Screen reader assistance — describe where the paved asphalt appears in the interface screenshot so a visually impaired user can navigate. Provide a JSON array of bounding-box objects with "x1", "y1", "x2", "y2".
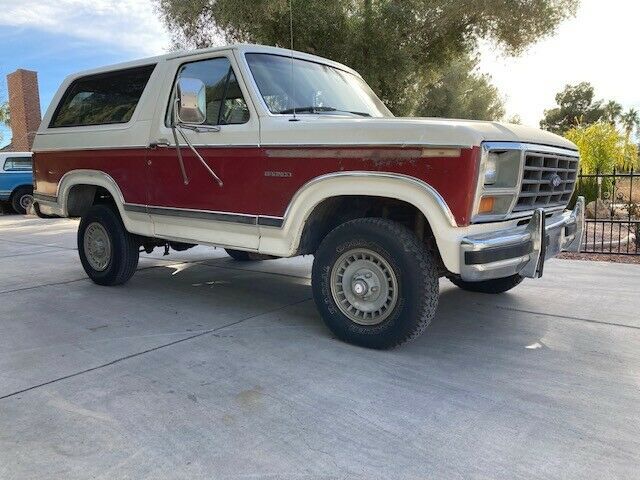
[{"x1": 0, "y1": 215, "x2": 638, "y2": 480}]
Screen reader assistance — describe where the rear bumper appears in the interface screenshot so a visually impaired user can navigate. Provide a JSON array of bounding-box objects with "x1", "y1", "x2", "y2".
[{"x1": 459, "y1": 196, "x2": 585, "y2": 281}]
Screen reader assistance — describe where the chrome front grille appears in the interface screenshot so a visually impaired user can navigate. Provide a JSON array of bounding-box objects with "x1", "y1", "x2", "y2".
[{"x1": 513, "y1": 151, "x2": 579, "y2": 213}]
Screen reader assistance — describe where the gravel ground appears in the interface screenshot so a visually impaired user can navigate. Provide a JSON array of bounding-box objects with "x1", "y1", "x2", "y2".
[
  {"x1": 558, "y1": 252, "x2": 640, "y2": 264},
  {"x1": 583, "y1": 220, "x2": 636, "y2": 245}
]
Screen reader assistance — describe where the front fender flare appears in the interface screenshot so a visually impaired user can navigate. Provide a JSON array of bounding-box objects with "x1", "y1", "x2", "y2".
[{"x1": 259, "y1": 171, "x2": 462, "y2": 271}]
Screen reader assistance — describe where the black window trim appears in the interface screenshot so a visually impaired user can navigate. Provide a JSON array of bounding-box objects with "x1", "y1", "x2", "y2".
[
  {"x1": 164, "y1": 55, "x2": 251, "y2": 128},
  {"x1": 49, "y1": 63, "x2": 157, "y2": 129}
]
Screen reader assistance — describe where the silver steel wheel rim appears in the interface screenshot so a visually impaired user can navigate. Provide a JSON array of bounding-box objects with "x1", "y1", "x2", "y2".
[
  {"x1": 84, "y1": 222, "x2": 111, "y2": 272},
  {"x1": 20, "y1": 194, "x2": 33, "y2": 211},
  {"x1": 330, "y1": 248, "x2": 398, "y2": 325}
]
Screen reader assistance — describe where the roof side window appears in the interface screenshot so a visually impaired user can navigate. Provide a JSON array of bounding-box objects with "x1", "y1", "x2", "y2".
[
  {"x1": 3, "y1": 157, "x2": 32, "y2": 171},
  {"x1": 167, "y1": 57, "x2": 249, "y2": 126},
  {"x1": 50, "y1": 65, "x2": 155, "y2": 128}
]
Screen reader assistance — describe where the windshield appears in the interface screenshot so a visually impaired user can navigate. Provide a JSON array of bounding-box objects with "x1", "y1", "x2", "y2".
[{"x1": 245, "y1": 53, "x2": 392, "y2": 118}]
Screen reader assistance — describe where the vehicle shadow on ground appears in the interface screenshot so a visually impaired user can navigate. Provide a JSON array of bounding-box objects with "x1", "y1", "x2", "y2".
[{"x1": 128, "y1": 260, "x2": 546, "y2": 356}]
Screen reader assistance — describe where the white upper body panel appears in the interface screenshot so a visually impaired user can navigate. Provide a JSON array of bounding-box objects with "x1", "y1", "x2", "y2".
[{"x1": 33, "y1": 43, "x2": 577, "y2": 152}]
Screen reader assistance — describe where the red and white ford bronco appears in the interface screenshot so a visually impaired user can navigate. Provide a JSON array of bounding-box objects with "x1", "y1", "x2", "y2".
[{"x1": 32, "y1": 44, "x2": 584, "y2": 348}]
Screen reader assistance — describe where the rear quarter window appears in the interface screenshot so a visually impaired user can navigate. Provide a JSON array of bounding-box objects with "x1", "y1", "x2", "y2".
[
  {"x1": 50, "y1": 65, "x2": 155, "y2": 128},
  {"x1": 3, "y1": 157, "x2": 32, "y2": 171}
]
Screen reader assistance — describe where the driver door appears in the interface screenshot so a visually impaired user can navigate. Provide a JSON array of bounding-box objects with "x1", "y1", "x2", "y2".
[{"x1": 146, "y1": 53, "x2": 262, "y2": 249}]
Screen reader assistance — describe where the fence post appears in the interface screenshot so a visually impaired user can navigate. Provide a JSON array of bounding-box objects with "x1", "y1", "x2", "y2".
[
  {"x1": 593, "y1": 169, "x2": 598, "y2": 250},
  {"x1": 610, "y1": 168, "x2": 615, "y2": 253},
  {"x1": 631, "y1": 168, "x2": 636, "y2": 254}
]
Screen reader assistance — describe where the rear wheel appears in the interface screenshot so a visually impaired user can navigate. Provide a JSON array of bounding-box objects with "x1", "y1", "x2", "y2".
[
  {"x1": 312, "y1": 218, "x2": 439, "y2": 349},
  {"x1": 225, "y1": 248, "x2": 276, "y2": 261},
  {"x1": 11, "y1": 186, "x2": 33, "y2": 214},
  {"x1": 78, "y1": 204, "x2": 139, "y2": 286},
  {"x1": 449, "y1": 274, "x2": 524, "y2": 294}
]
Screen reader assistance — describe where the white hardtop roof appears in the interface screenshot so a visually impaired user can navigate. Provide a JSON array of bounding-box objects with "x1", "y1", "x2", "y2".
[
  {"x1": 67, "y1": 43, "x2": 360, "y2": 80},
  {"x1": 0, "y1": 151, "x2": 32, "y2": 157}
]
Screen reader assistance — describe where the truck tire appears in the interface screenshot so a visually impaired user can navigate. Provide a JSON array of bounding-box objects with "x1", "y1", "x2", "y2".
[
  {"x1": 225, "y1": 249, "x2": 276, "y2": 261},
  {"x1": 312, "y1": 218, "x2": 439, "y2": 349},
  {"x1": 449, "y1": 274, "x2": 524, "y2": 294},
  {"x1": 78, "y1": 204, "x2": 139, "y2": 286},
  {"x1": 11, "y1": 186, "x2": 34, "y2": 214}
]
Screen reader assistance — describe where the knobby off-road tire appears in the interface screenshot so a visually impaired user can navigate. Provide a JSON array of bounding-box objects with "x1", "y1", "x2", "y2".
[
  {"x1": 225, "y1": 249, "x2": 277, "y2": 261},
  {"x1": 449, "y1": 274, "x2": 524, "y2": 294},
  {"x1": 11, "y1": 186, "x2": 34, "y2": 214},
  {"x1": 312, "y1": 218, "x2": 439, "y2": 349},
  {"x1": 78, "y1": 204, "x2": 139, "y2": 286}
]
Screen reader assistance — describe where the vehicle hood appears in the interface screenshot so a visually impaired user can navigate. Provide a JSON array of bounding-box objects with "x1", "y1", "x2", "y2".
[
  {"x1": 259, "y1": 115, "x2": 578, "y2": 151},
  {"x1": 402, "y1": 117, "x2": 577, "y2": 150}
]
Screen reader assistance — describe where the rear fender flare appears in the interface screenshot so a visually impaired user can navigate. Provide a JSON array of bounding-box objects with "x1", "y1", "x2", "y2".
[{"x1": 57, "y1": 169, "x2": 126, "y2": 217}]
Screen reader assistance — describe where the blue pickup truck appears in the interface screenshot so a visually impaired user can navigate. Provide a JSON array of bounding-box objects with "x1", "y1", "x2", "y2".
[{"x1": 0, "y1": 152, "x2": 33, "y2": 214}]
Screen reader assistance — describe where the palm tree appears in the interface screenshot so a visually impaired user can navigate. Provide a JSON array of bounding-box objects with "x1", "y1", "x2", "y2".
[
  {"x1": 620, "y1": 108, "x2": 639, "y2": 140},
  {"x1": 603, "y1": 100, "x2": 623, "y2": 125},
  {"x1": 619, "y1": 108, "x2": 640, "y2": 171}
]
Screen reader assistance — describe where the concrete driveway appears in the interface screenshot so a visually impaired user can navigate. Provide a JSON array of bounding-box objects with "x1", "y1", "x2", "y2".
[{"x1": 0, "y1": 215, "x2": 638, "y2": 479}]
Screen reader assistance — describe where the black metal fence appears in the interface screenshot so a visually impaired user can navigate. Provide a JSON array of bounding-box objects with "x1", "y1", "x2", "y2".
[{"x1": 575, "y1": 168, "x2": 639, "y2": 255}]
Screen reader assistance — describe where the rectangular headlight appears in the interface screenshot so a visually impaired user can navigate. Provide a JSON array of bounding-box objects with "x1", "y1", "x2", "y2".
[{"x1": 483, "y1": 150, "x2": 521, "y2": 188}]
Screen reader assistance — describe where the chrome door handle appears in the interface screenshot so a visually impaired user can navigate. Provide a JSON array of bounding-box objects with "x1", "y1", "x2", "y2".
[{"x1": 149, "y1": 139, "x2": 171, "y2": 149}]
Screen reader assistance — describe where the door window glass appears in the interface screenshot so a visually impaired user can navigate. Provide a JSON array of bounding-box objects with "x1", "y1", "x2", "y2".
[{"x1": 170, "y1": 57, "x2": 249, "y2": 126}]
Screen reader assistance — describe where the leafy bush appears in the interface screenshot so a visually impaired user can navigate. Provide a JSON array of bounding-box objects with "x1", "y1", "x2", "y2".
[
  {"x1": 571, "y1": 177, "x2": 614, "y2": 206},
  {"x1": 565, "y1": 121, "x2": 638, "y2": 173}
]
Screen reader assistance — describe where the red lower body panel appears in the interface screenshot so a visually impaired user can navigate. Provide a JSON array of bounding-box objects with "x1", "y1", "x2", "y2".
[{"x1": 34, "y1": 145, "x2": 479, "y2": 226}]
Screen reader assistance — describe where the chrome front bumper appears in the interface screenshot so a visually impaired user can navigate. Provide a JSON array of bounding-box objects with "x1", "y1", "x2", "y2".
[{"x1": 459, "y1": 197, "x2": 585, "y2": 281}]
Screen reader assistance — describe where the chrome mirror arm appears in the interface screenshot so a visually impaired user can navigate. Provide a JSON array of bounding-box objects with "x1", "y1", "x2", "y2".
[
  {"x1": 170, "y1": 96, "x2": 223, "y2": 187},
  {"x1": 174, "y1": 124, "x2": 224, "y2": 187},
  {"x1": 170, "y1": 125, "x2": 190, "y2": 185},
  {"x1": 179, "y1": 124, "x2": 221, "y2": 133},
  {"x1": 170, "y1": 98, "x2": 190, "y2": 185}
]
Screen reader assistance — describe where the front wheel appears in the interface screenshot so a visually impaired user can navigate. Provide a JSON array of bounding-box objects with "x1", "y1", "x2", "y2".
[
  {"x1": 449, "y1": 274, "x2": 524, "y2": 294},
  {"x1": 312, "y1": 218, "x2": 439, "y2": 349},
  {"x1": 11, "y1": 186, "x2": 33, "y2": 214},
  {"x1": 78, "y1": 204, "x2": 139, "y2": 286}
]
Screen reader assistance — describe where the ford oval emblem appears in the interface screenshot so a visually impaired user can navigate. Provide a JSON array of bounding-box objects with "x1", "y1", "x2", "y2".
[{"x1": 550, "y1": 174, "x2": 562, "y2": 188}]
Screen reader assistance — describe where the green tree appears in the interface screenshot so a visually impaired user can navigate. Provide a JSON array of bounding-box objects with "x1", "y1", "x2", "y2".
[
  {"x1": 602, "y1": 100, "x2": 622, "y2": 125},
  {"x1": 619, "y1": 108, "x2": 639, "y2": 171},
  {"x1": 157, "y1": 0, "x2": 578, "y2": 116},
  {"x1": 540, "y1": 82, "x2": 605, "y2": 134},
  {"x1": 414, "y1": 54, "x2": 505, "y2": 120},
  {"x1": 0, "y1": 102, "x2": 8, "y2": 126},
  {"x1": 565, "y1": 121, "x2": 637, "y2": 173},
  {"x1": 0, "y1": 101, "x2": 9, "y2": 145},
  {"x1": 620, "y1": 108, "x2": 639, "y2": 139}
]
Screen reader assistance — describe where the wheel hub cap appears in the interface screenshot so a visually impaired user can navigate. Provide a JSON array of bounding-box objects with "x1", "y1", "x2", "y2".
[
  {"x1": 84, "y1": 222, "x2": 111, "y2": 272},
  {"x1": 20, "y1": 194, "x2": 33, "y2": 211},
  {"x1": 330, "y1": 248, "x2": 398, "y2": 326}
]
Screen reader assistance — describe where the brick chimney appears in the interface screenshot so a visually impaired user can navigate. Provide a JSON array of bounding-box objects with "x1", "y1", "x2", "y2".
[{"x1": 6, "y1": 69, "x2": 42, "y2": 151}]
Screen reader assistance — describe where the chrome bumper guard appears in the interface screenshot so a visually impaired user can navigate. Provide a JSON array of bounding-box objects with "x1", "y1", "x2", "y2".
[{"x1": 460, "y1": 196, "x2": 585, "y2": 281}]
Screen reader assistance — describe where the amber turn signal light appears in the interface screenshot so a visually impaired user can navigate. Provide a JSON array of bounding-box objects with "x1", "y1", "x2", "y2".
[{"x1": 478, "y1": 196, "x2": 495, "y2": 214}]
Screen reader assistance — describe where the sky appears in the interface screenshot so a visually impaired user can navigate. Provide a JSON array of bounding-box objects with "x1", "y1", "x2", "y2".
[{"x1": 1, "y1": 0, "x2": 638, "y2": 146}]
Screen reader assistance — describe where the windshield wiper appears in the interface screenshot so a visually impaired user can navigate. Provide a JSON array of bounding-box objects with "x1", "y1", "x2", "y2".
[{"x1": 277, "y1": 106, "x2": 371, "y2": 117}]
